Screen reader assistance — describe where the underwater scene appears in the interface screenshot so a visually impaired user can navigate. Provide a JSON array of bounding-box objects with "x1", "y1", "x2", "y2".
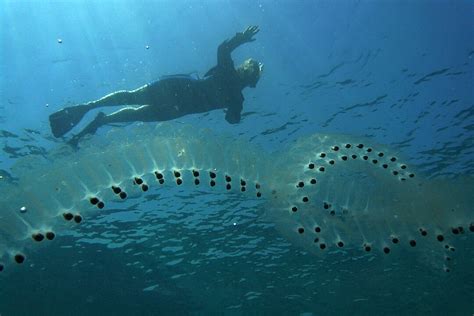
[{"x1": 0, "y1": 1, "x2": 473, "y2": 315}]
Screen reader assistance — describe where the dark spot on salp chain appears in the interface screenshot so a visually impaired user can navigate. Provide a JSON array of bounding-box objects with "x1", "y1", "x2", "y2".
[
  {"x1": 141, "y1": 184, "x2": 149, "y2": 191},
  {"x1": 319, "y1": 167, "x2": 325, "y2": 172},
  {"x1": 210, "y1": 180, "x2": 216, "y2": 187},
  {"x1": 315, "y1": 226, "x2": 321, "y2": 233},
  {"x1": 255, "y1": 183, "x2": 261, "y2": 189},
  {"x1": 383, "y1": 247, "x2": 390, "y2": 254},
  {"x1": 378, "y1": 152, "x2": 384, "y2": 157},
  {"x1": 0, "y1": 264, "x2": 4, "y2": 272},
  {"x1": 351, "y1": 154, "x2": 357, "y2": 159},
  {"x1": 89, "y1": 197, "x2": 99, "y2": 205},
  {"x1": 357, "y1": 144, "x2": 364, "y2": 149},
  {"x1": 320, "y1": 243, "x2": 326, "y2": 250},
  {"x1": 111, "y1": 186, "x2": 121, "y2": 194},
  {"x1": 192, "y1": 170, "x2": 200, "y2": 177},
  {"x1": 400, "y1": 165, "x2": 407, "y2": 170},
  {"x1": 364, "y1": 244, "x2": 371, "y2": 252},
  {"x1": 323, "y1": 202, "x2": 330, "y2": 209},
  {"x1": 174, "y1": 170, "x2": 181, "y2": 178},
  {"x1": 345, "y1": 144, "x2": 352, "y2": 149},
  {"x1": 445, "y1": 256, "x2": 451, "y2": 261},
  {"x1": 445, "y1": 245, "x2": 450, "y2": 249},
  {"x1": 392, "y1": 171, "x2": 399, "y2": 176},
  {"x1": 291, "y1": 206, "x2": 298, "y2": 212},
  {"x1": 194, "y1": 179, "x2": 200, "y2": 185},
  {"x1": 329, "y1": 160, "x2": 335, "y2": 165},
  {"x1": 97, "y1": 201, "x2": 105, "y2": 209},
  {"x1": 331, "y1": 146, "x2": 339, "y2": 151},
  {"x1": 74, "y1": 215, "x2": 83, "y2": 223},
  {"x1": 297, "y1": 181, "x2": 304, "y2": 188},
  {"x1": 14, "y1": 254, "x2": 25, "y2": 264},
  {"x1": 154, "y1": 172, "x2": 163, "y2": 180},
  {"x1": 372, "y1": 159, "x2": 378, "y2": 164},
  {"x1": 176, "y1": 178, "x2": 183, "y2": 185},
  {"x1": 341, "y1": 156, "x2": 348, "y2": 161},
  {"x1": 226, "y1": 184, "x2": 231, "y2": 190},
  {"x1": 391, "y1": 237, "x2": 399, "y2": 244},
  {"x1": 390, "y1": 157, "x2": 397, "y2": 162},
  {"x1": 310, "y1": 178, "x2": 317, "y2": 184},
  {"x1": 451, "y1": 227, "x2": 460, "y2": 235},
  {"x1": 298, "y1": 227, "x2": 305, "y2": 234},
  {"x1": 409, "y1": 173, "x2": 415, "y2": 178},
  {"x1": 366, "y1": 148, "x2": 373, "y2": 153},
  {"x1": 308, "y1": 163, "x2": 315, "y2": 169},
  {"x1": 419, "y1": 228, "x2": 428, "y2": 236},
  {"x1": 437, "y1": 234, "x2": 444, "y2": 242},
  {"x1": 382, "y1": 164, "x2": 388, "y2": 169},
  {"x1": 337, "y1": 241, "x2": 344, "y2": 248},
  {"x1": 363, "y1": 156, "x2": 368, "y2": 160},
  {"x1": 225, "y1": 175, "x2": 232, "y2": 182},
  {"x1": 256, "y1": 192, "x2": 262, "y2": 198},
  {"x1": 134, "y1": 177, "x2": 143, "y2": 185},
  {"x1": 46, "y1": 232, "x2": 55, "y2": 240},
  {"x1": 241, "y1": 186, "x2": 246, "y2": 192},
  {"x1": 409, "y1": 240, "x2": 417, "y2": 247},
  {"x1": 63, "y1": 212, "x2": 74, "y2": 221},
  {"x1": 32, "y1": 233, "x2": 45, "y2": 242},
  {"x1": 444, "y1": 267, "x2": 451, "y2": 273},
  {"x1": 240, "y1": 179, "x2": 246, "y2": 186},
  {"x1": 119, "y1": 192, "x2": 127, "y2": 199},
  {"x1": 159, "y1": 179, "x2": 165, "y2": 185},
  {"x1": 470, "y1": 223, "x2": 474, "y2": 232},
  {"x1": 329, "y1": 210, "x2": 335, "y2": 216},
  {"x1": 209, "y1": 171, "x2": 217, "y2": 179},
  {"x1": 319, "y1": 153, "x2": 326, "y2": 158},
  {"x1": 314, "y1": 238, "x2": 319, "y2": 243}
]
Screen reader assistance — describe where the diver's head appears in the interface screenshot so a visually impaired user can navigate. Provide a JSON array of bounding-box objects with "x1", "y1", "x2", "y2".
[{"x1": 236, "y1": 58, "x2": 263, "y2": 88}]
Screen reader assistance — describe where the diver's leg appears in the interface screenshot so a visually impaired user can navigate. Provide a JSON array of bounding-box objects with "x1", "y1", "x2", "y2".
[
  {"x1": 50, "y1": 85, "x2": 149, "y2": 138},
  {"x1": 83, "y1": 85, "x2": 149, "y2": 109},
  {"x1": 102, "y1": 104, "x2": 182, "y2": 124}
]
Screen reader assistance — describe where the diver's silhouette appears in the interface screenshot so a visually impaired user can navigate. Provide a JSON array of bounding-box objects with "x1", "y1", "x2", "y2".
[{"x1": 49, "y1": 26, "x2": 262, "y2": 146}]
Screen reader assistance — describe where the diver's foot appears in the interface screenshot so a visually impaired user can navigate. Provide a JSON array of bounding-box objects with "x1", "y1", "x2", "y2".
[{"x1": 67, "y1": 112, "x2": 106, "y2": 147}]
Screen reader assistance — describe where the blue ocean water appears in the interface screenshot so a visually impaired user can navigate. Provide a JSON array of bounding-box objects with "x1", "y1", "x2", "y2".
[{"x1": 0, "y1": 1, "x2": 473, "y2": 315}]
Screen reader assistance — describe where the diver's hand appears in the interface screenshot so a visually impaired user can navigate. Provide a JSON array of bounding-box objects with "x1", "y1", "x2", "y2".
[{"x1": 237, "y1": 25, "x2": 259, "y2": 44}]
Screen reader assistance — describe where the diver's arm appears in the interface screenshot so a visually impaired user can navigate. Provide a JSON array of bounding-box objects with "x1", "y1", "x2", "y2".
[{"x1": 218, "y1": 26, "x2": 259, "y2": 67}]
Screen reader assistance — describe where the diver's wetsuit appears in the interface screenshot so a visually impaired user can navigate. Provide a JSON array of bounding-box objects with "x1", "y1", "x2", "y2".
[
  {"x1": 49, "y1": 35, "x2": 251, "y2": 142},
  {"x1": 117, "y1": 37, "x2": 245, "y2": 125}
]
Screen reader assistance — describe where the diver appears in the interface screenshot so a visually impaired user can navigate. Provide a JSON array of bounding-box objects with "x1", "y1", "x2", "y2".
[{"x1": 49, "y1": 26, "x2": 262, "y2": 146}]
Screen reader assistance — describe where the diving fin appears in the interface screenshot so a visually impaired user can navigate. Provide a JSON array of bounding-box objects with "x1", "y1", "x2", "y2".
[{"x1": 49, "y1": 105, "x2": 90, "y2": 138}]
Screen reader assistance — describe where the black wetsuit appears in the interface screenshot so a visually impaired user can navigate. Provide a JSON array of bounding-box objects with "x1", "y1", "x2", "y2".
[{"x1": 139, "y1": 40, "x2": 244, "y2": 124}]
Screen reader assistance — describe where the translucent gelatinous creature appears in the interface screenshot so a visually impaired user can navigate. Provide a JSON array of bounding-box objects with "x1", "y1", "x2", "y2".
[{"x1": 0, "y1": 123, "x2": 472, "y2": 274}]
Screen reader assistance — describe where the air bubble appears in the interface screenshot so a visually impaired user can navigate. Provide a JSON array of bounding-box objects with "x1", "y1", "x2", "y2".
[{"x1": 20, "y1": 206, "x2": 27, "y2": 213}]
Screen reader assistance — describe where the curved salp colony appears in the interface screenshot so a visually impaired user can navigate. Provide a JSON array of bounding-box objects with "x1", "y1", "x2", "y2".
[{"x1": 0, "y1": 123, "x2": 472, "y2": 274}]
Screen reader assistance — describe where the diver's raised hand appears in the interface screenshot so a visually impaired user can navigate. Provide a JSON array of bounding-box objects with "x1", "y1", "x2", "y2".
[
  {"x1": 234, "y1": 26, "x2": 259, "y2": 45},
  {"x1": 241, "y1": 26, "x2": 259, "y2": 42}
]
